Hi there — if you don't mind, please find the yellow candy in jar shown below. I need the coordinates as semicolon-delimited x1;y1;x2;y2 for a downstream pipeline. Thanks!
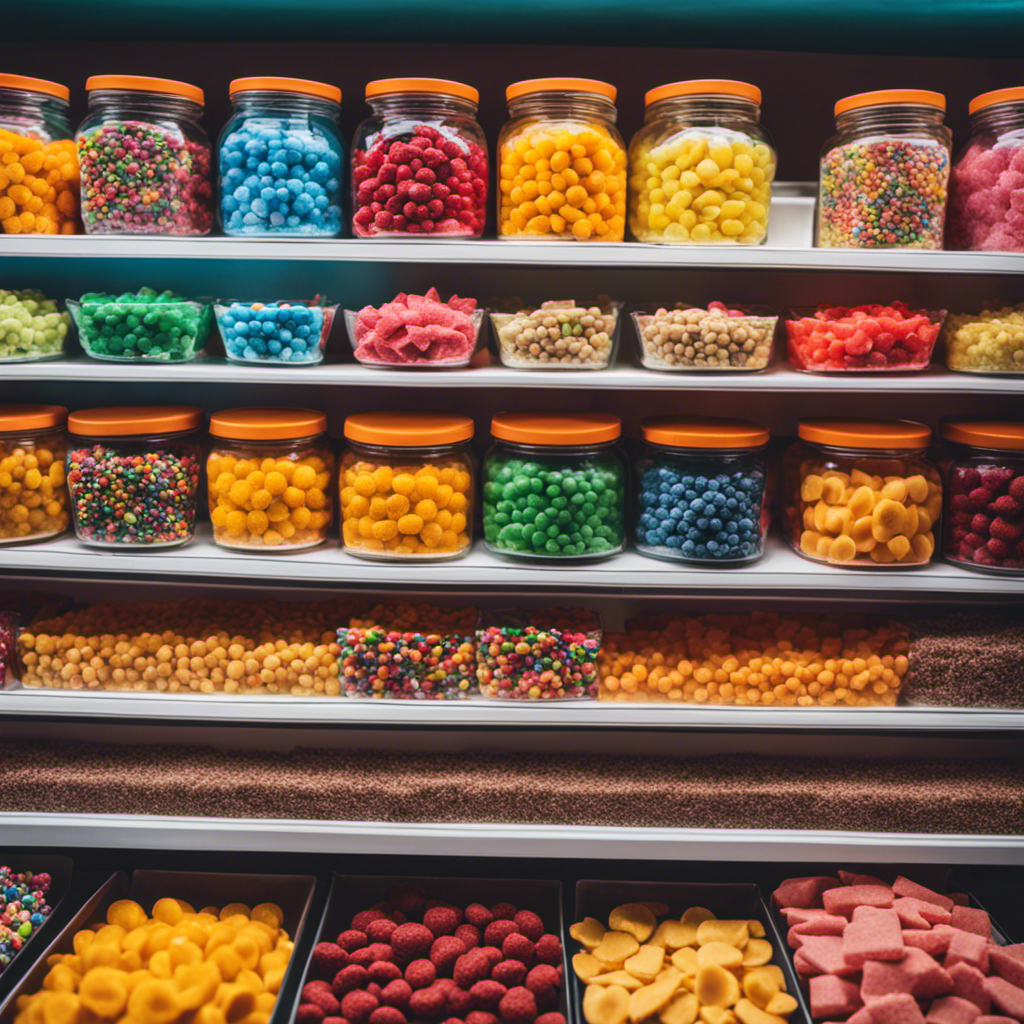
944;304;1024;373
499;78;627;240
628;80;775;244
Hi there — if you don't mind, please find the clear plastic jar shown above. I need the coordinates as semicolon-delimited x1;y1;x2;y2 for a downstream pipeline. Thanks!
0;73;79;234
483;413;626;559
817;90;951;249
940;419;1024;575
498;78;627;241
352;78;487;237
0;404;70;545
340;412;474;560
634;417;769;564
943;303;1024;374
76;75;213;235
947;87;1024;252
219;77;344;237
783;419;942;568
66;406;203;548
208;408;335;551
628;80;775;245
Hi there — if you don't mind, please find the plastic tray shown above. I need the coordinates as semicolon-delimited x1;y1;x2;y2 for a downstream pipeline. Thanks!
572;878;811;1024
489;301;622;371
0;867;318;1024
67;297;213;363
215;298;337;366
344;308;486;368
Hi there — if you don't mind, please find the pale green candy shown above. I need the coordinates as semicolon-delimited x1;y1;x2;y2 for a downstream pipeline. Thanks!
0;288;70;361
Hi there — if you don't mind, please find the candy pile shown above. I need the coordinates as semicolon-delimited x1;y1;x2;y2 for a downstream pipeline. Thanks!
0;289;71;362
216;300;333;364
0;612;14;686
0;435;69;544
475;624;601;699
773;870;1024;1023
70;288;212;362
12;895;291;1024
492;301;618;368
297;884;565;1024
944;464;1024;571
16;598;346;694
634;303;776;370
818;139;950;249
67;443;201;546
629;133;776;244
353;290;479;366
598;612;910;706
786;304;943;372
78;122;213;234
947;140;1024;251
943;306;1024;374
353;124;488;237
572;902;796;1024
0;866;53;973
0;128;78;234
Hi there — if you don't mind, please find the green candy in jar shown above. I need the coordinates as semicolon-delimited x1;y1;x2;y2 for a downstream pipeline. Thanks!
482;412;626;559
0;289;70;362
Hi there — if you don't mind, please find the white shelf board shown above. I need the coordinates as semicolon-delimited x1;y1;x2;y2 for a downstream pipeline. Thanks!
3;355;1023;393
2;530;1021;595
3;687;1022;731
2;812;1021;863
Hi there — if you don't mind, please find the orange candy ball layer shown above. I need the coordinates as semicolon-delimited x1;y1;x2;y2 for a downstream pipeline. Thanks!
0;442;69;542
0;128;78;235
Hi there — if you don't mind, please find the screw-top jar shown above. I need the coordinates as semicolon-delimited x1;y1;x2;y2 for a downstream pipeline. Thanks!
483;413;626;559
628;80;776;245
783;418;942;567
817;90;951;249
0;73;79;234
941;419;1024;574
0;404;70;545
208;408;335;551
219;77;344;237
498;78;627;241
947;87;1024;252
340;412;475;560
352;78;487;237
634;417;770;564
66;406;203;548
76;75;213;235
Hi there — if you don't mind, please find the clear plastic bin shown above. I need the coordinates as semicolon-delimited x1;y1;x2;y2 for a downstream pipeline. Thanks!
943;303;1024;374
0;289;71;363
490;299;620;369
215;298;336;365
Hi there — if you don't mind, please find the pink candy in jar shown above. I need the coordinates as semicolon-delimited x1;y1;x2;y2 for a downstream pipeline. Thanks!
947;86;1024;252
351;78;488;237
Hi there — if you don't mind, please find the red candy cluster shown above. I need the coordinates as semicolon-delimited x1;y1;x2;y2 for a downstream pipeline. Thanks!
786;303;942;372
947;142;1024;252
352;125;488;237
298;885;566;1024
945;465;1024;570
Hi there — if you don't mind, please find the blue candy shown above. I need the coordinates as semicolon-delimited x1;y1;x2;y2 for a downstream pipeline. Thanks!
216;302;329;364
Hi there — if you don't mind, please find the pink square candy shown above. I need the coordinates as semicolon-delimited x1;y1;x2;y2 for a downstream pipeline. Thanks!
844;908;905;966
867;993;926;1023
925;996;982;1024
893;877;955;912
824;885;896;918
811;974;864;1018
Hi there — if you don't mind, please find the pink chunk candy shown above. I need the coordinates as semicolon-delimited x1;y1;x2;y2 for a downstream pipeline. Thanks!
844;908;905;966
990;948;1024;990
868;993;926;1023
774;876;841;909
926;996;982;1024
840;870;889;887
863;948;953;1002
800;935;860;976
905;930;952;956
784;907;833;926
949;963;992;1013
824;885;896;917
1001;945;1024;964
975;1017;1017;1024
846;1009;874;1024
895;897;953;929
893;877;955;912
946;930;991;974
797;915;850;937
811;974;864;1018
985;976;1024;1021
950;906;992;940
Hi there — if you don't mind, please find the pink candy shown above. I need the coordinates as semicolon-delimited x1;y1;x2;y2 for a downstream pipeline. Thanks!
947;141;1024;251
354;288;478;365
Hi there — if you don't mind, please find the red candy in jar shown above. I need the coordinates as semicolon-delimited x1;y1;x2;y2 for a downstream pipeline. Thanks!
351;78;488;237
785;302;943;372
941;419;1024;574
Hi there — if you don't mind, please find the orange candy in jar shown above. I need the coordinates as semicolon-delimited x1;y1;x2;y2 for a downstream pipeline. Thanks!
0;74;79;234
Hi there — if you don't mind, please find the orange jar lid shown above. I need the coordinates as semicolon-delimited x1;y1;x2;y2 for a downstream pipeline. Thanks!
835;89;945;117
969;86;1024;115
365;78;478;104
491;413;621;446
642;416;769;449
0;404;68;432
646;80;761;107
86;75;204;106
0;74;70;103
506;78;616;103
344;412;474;446
68;406;203;438
942;419;1024;451
210;408;327;441
230;77;341;104
799;418;931;449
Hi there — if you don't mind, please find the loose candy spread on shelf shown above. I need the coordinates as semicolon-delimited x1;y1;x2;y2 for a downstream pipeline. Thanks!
0;289;71;362
785;303;943;372
491;300;619;369
216;299;334;364
943;305;1024;374
475;624;600;699
0;131;78;235
599;612;910;706
0;866;53;973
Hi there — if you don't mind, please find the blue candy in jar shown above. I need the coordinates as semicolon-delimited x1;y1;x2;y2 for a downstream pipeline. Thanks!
219;77;344;237
216;300;333;364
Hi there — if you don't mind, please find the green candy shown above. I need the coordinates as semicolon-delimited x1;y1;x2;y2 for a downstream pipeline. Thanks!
0;289;70;362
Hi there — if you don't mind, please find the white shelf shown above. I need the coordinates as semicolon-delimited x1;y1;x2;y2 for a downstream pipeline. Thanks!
1;812;1020;863
2;530;1021;595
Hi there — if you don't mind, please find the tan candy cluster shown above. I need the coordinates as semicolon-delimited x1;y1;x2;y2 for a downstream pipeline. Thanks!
494;301;617;367
572;903;796;1024
635;307;774;370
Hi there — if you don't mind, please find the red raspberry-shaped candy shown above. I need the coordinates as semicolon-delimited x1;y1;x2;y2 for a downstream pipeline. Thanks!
368;943;396;963
370;962;404;986
991;517;1024;542
304;982;341;1014
409;984;448;1019
484;921;519;948
536;1014;567;1024
990;495;1023;517
1009;476;1024;502
970;487;994;509
425;907;461;938
395;894;427;919
338;930;369;952
371;1008;407;1024
963;532;985;550
972;514;992;533
470;981;507;1010
342;990;380;1024
981;467;1016;491
334;965;371;998
441;1018;465;1024
498;986;537;1024
406;959;438;989
974;547;998;565
950;494;972;512
512;913;544;943
465;904;494;929
368;919;400;944
455;925;481;950
533;936;562;967
491;904;518;921
525;965;560;1006
393;923;435;963
315;943;350;978
467;1014;499;1024
368;984;384;1000
298;1004;326;1024
448;988;473;1017
353;910;390;932
502;934;535;966
454;951;491;990
477;947;503;970
988;538;1011;558
492;960;528;988
323;1018;349;1024
381;979;413;1009
431;936;467;975
351;947;382;968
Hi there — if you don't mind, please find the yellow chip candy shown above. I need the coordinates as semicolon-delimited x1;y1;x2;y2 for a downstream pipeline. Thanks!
107;899;148;931
583;983;631;1024
574;951;606;981
609;904;657;943
593;931;641;966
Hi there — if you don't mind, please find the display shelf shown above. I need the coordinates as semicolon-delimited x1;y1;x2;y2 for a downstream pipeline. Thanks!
1;531;1020;594
2;812;1021;863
